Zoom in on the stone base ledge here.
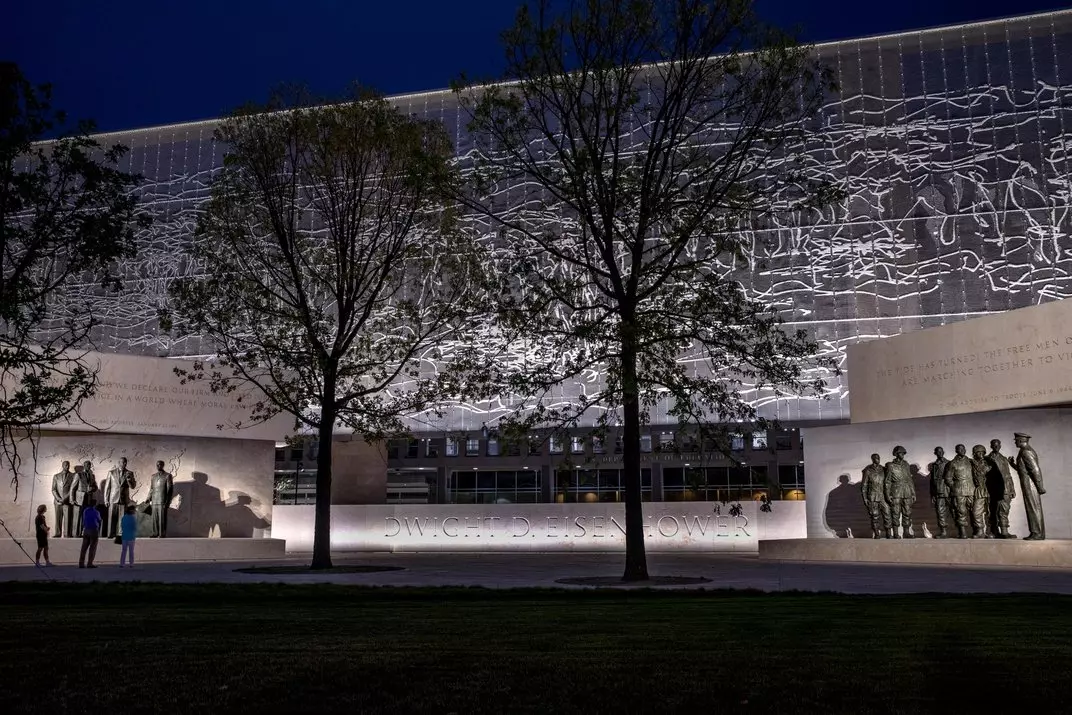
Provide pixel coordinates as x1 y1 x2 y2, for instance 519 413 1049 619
759 538 1072 568
0 537 286 566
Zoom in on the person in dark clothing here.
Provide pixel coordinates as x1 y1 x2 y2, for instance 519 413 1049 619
79 498 102 568
34 505 53 566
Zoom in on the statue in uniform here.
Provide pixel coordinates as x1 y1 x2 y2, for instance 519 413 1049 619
884 446 915 538
102 457 137 539
927 446 952 538
1012 432 1046 540
147 461 174 538
946 444 974 539
70 461 98 538
861 453 891 539
51 461 75 538
986 439 1017 539
969 445 991 538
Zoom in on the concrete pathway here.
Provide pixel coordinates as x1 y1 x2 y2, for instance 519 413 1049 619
3 552 1072 593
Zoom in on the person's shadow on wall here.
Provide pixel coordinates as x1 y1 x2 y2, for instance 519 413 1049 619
823 474 870 538
166 472 269 537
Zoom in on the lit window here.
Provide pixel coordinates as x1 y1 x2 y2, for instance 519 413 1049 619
570 436 585 454
752 431 768 450
549 434 564 454
445 437 458 457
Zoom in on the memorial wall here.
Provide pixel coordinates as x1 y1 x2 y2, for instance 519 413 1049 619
0 351 289 537
848 299 1072 423
271 502 806 553
803 408 1071 541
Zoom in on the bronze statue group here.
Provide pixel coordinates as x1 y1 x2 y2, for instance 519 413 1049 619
41 458 175 567
861 433 1046 541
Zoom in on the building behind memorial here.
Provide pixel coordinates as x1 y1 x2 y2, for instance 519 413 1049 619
34 10 1072 511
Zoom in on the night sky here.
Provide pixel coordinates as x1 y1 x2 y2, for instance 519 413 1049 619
5 0 1069 133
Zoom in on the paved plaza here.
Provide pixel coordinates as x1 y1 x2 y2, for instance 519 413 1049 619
3 551 1072 593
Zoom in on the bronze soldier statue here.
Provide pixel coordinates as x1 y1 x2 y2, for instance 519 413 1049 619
970 445 991 538
884 446 915 538
101 457 136 539
928 446 952 538
147 461 174 538
1012 432 1046 540
70 461 98 538
51 461 75 538
986 439 1017 539
861 453 891 539
946 444 974 539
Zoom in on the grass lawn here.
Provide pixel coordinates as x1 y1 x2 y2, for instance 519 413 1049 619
2 584 1071 714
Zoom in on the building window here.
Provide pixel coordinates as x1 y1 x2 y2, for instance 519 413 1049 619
555 468 652 503
486 436 500 457
774 431 793 450
528 436 543 456
406 439 419 458
448 469 541 504
730 433 744 452
272 468 316 505
465 438 479 457
549 434 564 454
570 436 585 454
445 436 459 457
592 436 606 454
386 470 434 504
751 431 768 450
640 435 652 453
778 464 806 500
663 465 771 502
657 432 674 452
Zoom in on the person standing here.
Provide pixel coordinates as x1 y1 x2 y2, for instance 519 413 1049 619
34 505 53 566
986 438 1017 539
946 444 975 539
970 445 991 538
884 446 915 538
148 461 174 538
861 453 891 539
927 446 952 538
119 506 138 568
1012 432 1046 540
71 461 98 538
51 462 75 538
78 497 102 568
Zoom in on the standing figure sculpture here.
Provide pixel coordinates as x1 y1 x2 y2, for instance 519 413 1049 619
102 458 137 539
969 445 991 538
928 447 952 538
861 453 891 539
946 445 974 539
51 461 75 538
986 439 1017 539
147 461 174 538
1012 433 1046 540
70 461 98 538
884 446 915 538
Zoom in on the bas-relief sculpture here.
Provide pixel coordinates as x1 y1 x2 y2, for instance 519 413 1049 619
856 433 1048 541
35 438 273 540
1014 433 1047 540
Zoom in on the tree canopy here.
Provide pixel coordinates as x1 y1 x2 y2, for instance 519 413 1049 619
456 0 839 579
168 87 492 568
0 62 145 496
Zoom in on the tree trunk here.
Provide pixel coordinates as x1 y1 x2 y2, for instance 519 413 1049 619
310 398 335 570
620 322 649 581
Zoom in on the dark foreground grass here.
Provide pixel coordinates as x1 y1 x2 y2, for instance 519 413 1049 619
2 584 1071 714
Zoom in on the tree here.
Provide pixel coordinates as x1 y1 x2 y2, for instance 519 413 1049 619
0 63 144 495
456 0 839 580
167 87 490 570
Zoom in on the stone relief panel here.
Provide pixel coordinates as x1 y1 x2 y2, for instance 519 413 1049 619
0 432 273 538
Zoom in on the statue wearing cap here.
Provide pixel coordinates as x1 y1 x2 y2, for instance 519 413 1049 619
1012 433 1045 540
